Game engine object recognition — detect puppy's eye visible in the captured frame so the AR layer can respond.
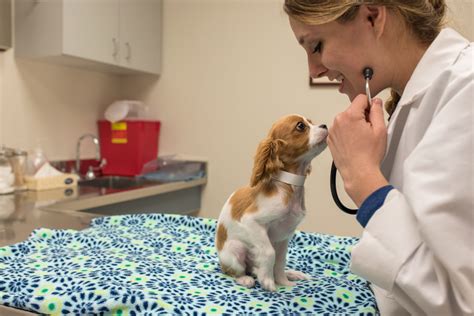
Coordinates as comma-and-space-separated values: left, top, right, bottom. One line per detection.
296, 122, 306, 132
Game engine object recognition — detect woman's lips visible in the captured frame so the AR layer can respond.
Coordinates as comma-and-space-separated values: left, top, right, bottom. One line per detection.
338, 78, 344, 93
333, 74, 345, 93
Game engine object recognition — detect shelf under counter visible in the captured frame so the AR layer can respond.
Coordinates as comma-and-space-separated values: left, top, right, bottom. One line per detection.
41, 177, 207, 216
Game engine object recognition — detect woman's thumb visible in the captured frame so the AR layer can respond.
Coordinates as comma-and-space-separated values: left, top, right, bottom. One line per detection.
369, 98, 386, 128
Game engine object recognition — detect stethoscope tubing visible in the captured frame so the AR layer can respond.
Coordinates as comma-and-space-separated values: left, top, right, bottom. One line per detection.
330, 161, 358, 214
330, 67, 374, 215
366, 77, 373, 107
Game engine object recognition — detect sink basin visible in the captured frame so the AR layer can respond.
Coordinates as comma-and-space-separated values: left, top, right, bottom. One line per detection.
79, 176, 159, 190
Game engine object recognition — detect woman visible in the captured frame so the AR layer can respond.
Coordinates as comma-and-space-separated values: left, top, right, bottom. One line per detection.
284, 0, 473, 315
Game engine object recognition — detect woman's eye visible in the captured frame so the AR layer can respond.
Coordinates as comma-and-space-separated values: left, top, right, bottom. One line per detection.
312, 42, 322, 54
296, 122, 306, 132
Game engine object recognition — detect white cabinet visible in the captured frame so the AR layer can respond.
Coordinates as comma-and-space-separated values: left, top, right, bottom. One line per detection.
62, 0, 120, 66
15, 0, 162, 75
119, 0, 162, 74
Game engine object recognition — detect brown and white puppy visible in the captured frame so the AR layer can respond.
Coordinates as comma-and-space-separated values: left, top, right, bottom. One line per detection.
215, 114, 328, 291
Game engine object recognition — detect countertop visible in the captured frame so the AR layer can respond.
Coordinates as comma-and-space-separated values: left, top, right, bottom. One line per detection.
0, 191, 96, 247
0, 159, 207, 247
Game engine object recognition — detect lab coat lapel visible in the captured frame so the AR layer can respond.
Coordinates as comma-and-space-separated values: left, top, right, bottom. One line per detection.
380, 28, 469, 180
380, 105, 410, 179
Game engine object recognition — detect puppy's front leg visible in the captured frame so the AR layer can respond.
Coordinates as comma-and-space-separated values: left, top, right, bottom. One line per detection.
243, 221, 276, 291
274, 239, 311, 286
273, 239, 295, 286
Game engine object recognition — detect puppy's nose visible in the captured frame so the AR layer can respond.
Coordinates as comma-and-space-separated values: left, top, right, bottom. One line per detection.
319, 124, 327, 129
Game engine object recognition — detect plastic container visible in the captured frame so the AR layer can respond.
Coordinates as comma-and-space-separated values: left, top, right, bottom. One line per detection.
141, 157, 205, 182
9, 149, 28, 191
98, 120, 161, 176
104, 100, 149, 123
0, 148, 14, 194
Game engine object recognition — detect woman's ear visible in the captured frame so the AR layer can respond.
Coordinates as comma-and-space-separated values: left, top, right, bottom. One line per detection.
364, 5, 387, 39
250, 138, 286, 187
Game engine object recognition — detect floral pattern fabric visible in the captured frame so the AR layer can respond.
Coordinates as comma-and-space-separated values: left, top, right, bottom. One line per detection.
0, 213, 378, 315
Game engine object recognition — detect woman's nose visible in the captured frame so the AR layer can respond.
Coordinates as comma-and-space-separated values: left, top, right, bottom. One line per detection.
308, 56, 327, 79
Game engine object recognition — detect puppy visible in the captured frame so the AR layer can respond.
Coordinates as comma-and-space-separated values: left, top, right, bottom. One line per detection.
215, 114, 328, 291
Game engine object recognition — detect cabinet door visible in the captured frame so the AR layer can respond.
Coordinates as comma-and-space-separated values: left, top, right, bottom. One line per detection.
63, 0, 120, 65
119, 0, 161, 74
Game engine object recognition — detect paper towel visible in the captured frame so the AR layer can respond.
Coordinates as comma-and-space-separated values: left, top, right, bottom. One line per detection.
33, 163, 63, 178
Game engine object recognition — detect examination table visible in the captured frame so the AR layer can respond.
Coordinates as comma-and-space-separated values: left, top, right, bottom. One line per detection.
0, 214, 378, 315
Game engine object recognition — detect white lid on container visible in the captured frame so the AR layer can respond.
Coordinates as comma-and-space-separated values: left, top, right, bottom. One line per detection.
104, 100, 149, 123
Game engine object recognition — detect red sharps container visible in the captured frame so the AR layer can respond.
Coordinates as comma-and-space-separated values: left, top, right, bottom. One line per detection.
98, 120, 161, 176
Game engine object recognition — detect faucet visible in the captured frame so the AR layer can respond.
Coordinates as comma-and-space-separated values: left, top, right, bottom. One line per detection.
75, 134, 105, 179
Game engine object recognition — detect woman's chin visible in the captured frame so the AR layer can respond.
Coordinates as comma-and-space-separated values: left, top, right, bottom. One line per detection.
342, 90, 356, 101
338, 83, 356, 101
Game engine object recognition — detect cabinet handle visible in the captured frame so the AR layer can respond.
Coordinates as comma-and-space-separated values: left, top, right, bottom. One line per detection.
125, 42, 131, 61
112, 38, 119, 58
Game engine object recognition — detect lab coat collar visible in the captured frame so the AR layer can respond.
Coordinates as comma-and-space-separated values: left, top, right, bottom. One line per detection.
397, 28, 470, 108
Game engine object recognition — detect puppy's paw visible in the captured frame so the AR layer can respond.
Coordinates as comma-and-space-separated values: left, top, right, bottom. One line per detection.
275, 277, 296, 287
259, 277, 277, 292
236, 276, 255, 288
286, 269, 310, 281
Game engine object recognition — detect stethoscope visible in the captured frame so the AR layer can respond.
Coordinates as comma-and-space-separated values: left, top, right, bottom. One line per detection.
330, 67, 374, 215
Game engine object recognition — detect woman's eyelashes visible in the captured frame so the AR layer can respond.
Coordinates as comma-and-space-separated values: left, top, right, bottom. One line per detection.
312, 41, 322, 54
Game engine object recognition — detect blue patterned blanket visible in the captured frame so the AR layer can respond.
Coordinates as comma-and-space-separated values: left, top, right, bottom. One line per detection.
0, 214, 378, 315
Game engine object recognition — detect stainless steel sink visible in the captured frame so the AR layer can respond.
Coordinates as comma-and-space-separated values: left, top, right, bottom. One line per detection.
79, 176, 159, 190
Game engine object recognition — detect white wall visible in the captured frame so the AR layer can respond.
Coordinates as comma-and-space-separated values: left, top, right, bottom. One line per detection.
0, 51, 4, 144
447, 0, 473, 41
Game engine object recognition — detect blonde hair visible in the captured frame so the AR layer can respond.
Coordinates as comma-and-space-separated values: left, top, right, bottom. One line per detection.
284, 0, 447, 115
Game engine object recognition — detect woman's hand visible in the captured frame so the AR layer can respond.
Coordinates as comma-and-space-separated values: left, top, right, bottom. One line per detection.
327, 95, 389, 207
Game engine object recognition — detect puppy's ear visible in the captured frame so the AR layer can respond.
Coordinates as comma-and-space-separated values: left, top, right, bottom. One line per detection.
250, 138, 286, 187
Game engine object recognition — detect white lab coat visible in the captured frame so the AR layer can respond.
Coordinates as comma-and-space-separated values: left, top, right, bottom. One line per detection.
350, 28, 474, 316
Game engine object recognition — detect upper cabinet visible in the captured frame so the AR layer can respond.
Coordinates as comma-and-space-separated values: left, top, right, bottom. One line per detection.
0, 0, 12, 50
62, 0, 120, 67
15, 0, 162, 75
119, 0, 162, 74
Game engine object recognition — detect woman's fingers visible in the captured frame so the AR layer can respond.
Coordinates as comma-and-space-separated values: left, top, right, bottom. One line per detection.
369, 98, 386, 130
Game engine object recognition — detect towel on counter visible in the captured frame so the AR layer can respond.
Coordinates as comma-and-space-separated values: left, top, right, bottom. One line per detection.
0, 214, 378, 315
